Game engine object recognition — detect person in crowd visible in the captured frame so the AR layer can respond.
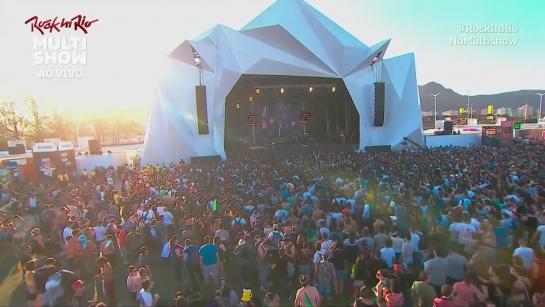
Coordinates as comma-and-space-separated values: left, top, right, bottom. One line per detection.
294, 274, 320, 307
137, 279, 160, 307
411, 272, 437, 307
452, 272, 485, 307
1, 142, 544, 306
424, 248, 449, 294
97, 256, 116, 306
199, 236, 219, 286
433, 284, 459, 307
353, 285, 377, 307
23, 260, 38, 307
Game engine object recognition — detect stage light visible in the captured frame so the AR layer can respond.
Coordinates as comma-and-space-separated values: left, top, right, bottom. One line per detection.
309, 87, 313, 93
255, 88, 260, 94
280, 88, 285, 94
331, 86, 336, 93
236, 103, 240, 109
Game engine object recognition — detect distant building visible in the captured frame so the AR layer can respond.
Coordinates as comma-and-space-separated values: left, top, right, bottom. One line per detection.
441, 109, 458, 116
517, 104, 534, 119
421, 111, 433, 117
496, 107, 513, 117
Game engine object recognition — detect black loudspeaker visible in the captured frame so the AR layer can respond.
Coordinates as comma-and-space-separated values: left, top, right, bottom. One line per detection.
190, 155, 221, 165
196, 85, 209, 135
364, 145, 391, 152
8, 144, 26, 155
444, 121, 453, 135
374, 82, 385, 126
88, 140, 102, 155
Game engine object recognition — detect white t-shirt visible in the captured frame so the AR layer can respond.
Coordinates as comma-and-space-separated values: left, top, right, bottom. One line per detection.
137, 289, 153, 307
94, 225, 107, 242
320, 239, 333, 255
29, 196, 37, 208
513, 246, 534, 269
62, 226, 73, 243
459, 225, 477, 243
161, 211, 174, 226
156, 206, 165, 216
537, 225, 545, 248
139, 209, 155, 224
232, 217, 246, 227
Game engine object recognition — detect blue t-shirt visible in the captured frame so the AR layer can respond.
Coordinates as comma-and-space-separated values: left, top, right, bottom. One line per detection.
199, 244, 218, 266
380, 247, 396, 268
495, 226, 508, 249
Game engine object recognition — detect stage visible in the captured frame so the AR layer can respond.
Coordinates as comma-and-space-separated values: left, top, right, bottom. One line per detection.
141, 0, 423, 165
226, 141, 358, 157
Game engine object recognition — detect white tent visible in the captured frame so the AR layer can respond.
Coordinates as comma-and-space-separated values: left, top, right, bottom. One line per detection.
142, 0, 423, 164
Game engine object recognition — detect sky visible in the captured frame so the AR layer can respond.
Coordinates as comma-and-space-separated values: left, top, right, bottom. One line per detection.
0, 0, 543, 121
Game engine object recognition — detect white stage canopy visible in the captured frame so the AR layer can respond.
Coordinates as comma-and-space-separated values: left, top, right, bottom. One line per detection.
142, 0, 423, 164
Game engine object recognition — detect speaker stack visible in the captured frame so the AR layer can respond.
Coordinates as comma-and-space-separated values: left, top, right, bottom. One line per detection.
374, 82, 385, 126
444, 121, 453, 135
364, 145, 392, 152
195, 85, 209, 135
88, 139, 102, 155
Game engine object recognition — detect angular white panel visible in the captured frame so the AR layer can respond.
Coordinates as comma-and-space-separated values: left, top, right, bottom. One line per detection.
142, 0, 423, 164
382, 53, 413, 100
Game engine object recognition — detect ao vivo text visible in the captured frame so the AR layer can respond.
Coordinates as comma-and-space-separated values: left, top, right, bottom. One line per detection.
38, 69, 83, 79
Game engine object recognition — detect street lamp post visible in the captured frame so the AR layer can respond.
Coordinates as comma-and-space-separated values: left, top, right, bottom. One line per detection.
537, 93, 545, 120
467, 91, 471, 119
430, 93, 440, 129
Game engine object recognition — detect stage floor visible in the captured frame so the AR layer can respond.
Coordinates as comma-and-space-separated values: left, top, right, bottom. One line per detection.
225, 142, 359, 158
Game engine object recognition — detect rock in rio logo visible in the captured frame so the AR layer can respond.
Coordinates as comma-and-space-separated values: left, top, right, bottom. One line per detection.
25, 15, 98, 35
26, 15, 98, 79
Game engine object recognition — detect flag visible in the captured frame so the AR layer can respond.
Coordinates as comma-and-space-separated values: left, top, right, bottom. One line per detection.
210, 199, 218, 212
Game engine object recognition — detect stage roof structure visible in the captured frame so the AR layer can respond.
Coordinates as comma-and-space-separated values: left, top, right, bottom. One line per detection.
142, 0, 423, 164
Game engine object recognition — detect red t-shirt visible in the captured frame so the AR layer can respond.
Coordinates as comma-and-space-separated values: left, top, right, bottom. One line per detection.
433, 297, 460, 307
117, 229, 127, 247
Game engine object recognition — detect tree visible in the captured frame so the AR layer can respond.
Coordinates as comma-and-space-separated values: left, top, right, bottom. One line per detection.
91, 118, 109, 144
26, 97, 50, 142
0, 98, 26, 140
49, 111, 74, 140
112, 119, 143, 144
118, 119, 143, 136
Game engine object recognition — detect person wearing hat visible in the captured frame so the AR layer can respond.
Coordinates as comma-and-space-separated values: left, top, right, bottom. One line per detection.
240, 288, 256, 306
295, 274, 320, 307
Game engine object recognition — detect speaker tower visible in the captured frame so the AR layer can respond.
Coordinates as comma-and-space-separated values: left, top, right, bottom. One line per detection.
195, 85, 209, 135
374, 82, 385, 126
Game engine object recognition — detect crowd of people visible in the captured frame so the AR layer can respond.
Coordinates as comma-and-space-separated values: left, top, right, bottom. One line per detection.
1, 142, 545, 307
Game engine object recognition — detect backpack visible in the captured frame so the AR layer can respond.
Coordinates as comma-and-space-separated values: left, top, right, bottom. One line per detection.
234, 243, 249, 260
